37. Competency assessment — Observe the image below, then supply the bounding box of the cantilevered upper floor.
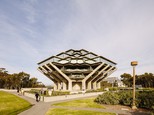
[38,49,117,91]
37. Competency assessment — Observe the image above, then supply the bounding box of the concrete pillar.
[88,81,92,90]
[93,82,97,90]
[58,82,61,90]
[97,82,101,89]
[84,63,104,82]
[54,83,57,90]
[97,67,117,83]
[62,82,67,90]
[68,81,72,91]
[90,64,109,83]
[82,80,86,91]
[50,63,70,81]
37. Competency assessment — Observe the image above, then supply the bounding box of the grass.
[53,97,105,109]
[46,108,115,115]
[47,97,116,114]
[0,91,32,115]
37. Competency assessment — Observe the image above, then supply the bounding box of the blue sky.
[0,0,154,85]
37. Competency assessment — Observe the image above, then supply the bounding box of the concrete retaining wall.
[0,89,104,103]
[24,92,104,102]
[44,92,103,102]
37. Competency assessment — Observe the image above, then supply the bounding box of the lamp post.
[131,61,138,110]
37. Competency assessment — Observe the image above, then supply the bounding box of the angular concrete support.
[45,64,67,83]
[58,82,61,90]
[83,63,104,90]
[52,71,67,83]
[91,64,109,82]
[62,82,67,90]
[54,83,58,90]
[43,66,61,82]
[88,63,107,90]
[97,67,116,83]
[97,82,101,89]
[93,82,97,90]
[39,66,65,91]
[87,82,92,90]
[50,63,70,81]
[87,63,107,90]
[38,49,117,92]
[68,81,72,91]
[82,81,86,90]
[50,62,74,91]
[99,68,117,84]
[38,67,57,83]
[84,63,104,81]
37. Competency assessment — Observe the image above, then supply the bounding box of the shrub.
[118,91,133,106]
[95,90,154,110]
[25,89,40,94]
[86,89,105,93]
[94,92,119,105]
[137,91,154,110]
[52,91,70,96]
[109,87,118,91]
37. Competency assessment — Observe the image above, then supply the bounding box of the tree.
[101,81,112,88]
[120,73,133,87]
[0,68,9,88]
[0,68,42,89]
[113,80,118,87]
[17,72,30,88]
[29,77,38,87]
[121,72,154,88]
[136,73,154,88]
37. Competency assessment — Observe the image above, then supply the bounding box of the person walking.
[17,87,20,95]
[35,92,40,102]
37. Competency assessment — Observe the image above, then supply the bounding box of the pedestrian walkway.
[17,93,152,115]
[2,90,151,115]
[19,101,51,115]
[8,91,50,115]
[18,94,151,115]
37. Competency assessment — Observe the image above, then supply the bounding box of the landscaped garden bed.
[94,90,154,114]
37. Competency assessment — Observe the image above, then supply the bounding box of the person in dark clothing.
[35,92,40,102]
[17,87,20,95]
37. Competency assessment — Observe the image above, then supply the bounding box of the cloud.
[59,0,154,78]
[0,0,154,85]
[21,0,38,23]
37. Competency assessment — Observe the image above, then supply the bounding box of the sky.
[0,0,154,85]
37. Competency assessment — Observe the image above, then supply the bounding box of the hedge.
[94,90,154,110]
[52,91,70,96]
[94,92,119,105]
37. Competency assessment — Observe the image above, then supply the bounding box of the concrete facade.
[38,49,117,91]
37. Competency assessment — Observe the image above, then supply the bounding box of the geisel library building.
[38,49,117,92]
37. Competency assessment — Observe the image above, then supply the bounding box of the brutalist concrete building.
[38,49,117,91]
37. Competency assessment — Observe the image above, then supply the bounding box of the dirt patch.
[103,104,131,110]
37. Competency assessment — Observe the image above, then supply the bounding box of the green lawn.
[0,91,32,115]
[53,97,105,109]
[46,98,113,115]
[46,108,115,115]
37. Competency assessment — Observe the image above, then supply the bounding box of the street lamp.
[131,61,138,110]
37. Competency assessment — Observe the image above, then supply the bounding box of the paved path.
[17,94,151,115]
[10,91,51,115]
[19,102,51,115]
[2,90,151,115]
